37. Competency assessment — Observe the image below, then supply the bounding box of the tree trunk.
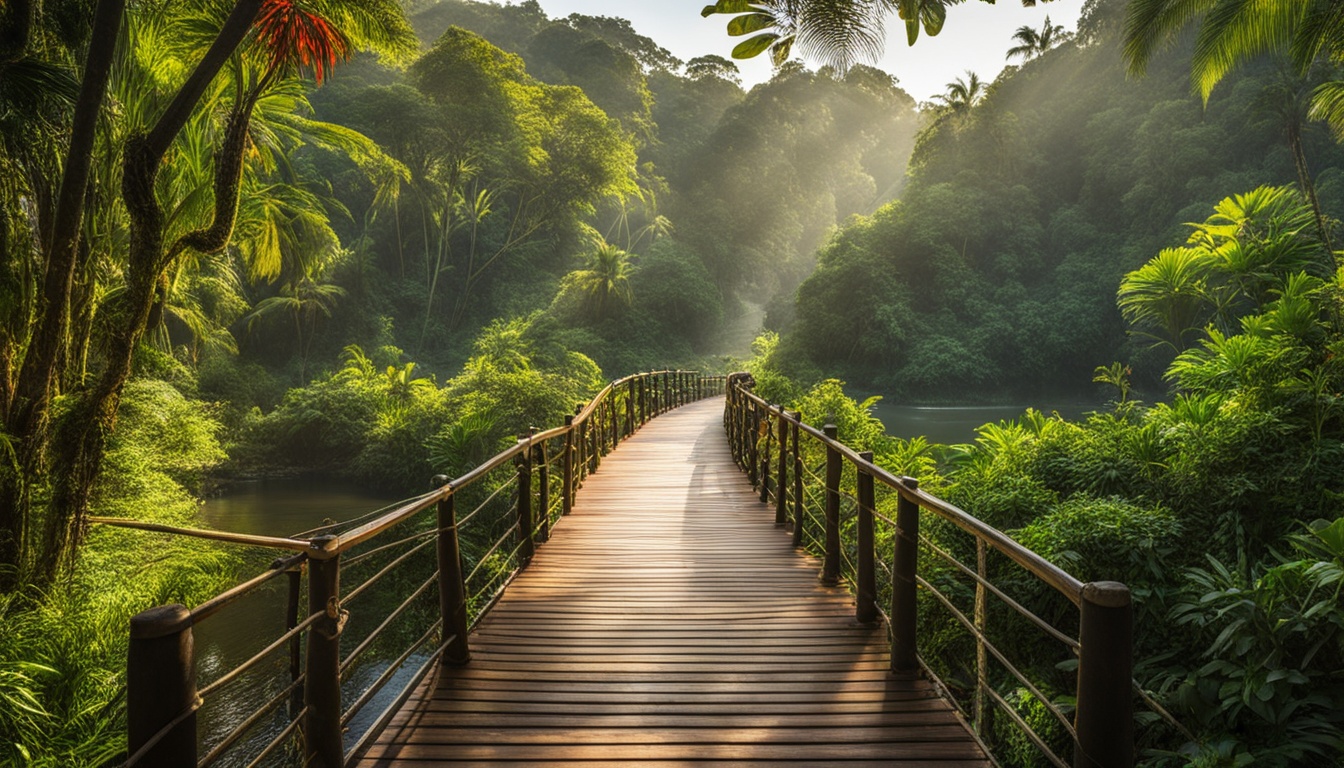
[1288,124,1332,253]
[28,0,264,584]
[0,0,125,586]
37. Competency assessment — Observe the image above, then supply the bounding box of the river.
[192,478,405,765]
[865,399,1099,444]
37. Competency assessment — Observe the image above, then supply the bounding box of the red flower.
[255,0,349,84]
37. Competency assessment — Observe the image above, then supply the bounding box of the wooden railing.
[99,370,724,768]
[724,372,1139,768]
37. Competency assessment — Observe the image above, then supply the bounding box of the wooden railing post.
[587,409,598,474]
[285,564,303,718]
[610,391,620,448]
[431,477,471,666]
[791,413,804,548]
[304,536,345,767]
[856,452,877,624]
[891,480,920,673]
[127,604,197,766]
[516,434,535,566]
[639,376,647,424]
[575,405,587,485]
[759,407,772,504]
[821,423,841,585]
[1075,582,1133,768]
[774,406,788,527]
[535,440,550,543]
[746,401,759,488]
[562,416,575,516]
[626,379,635,437]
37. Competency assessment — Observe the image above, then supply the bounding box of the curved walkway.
[358,397,988,766]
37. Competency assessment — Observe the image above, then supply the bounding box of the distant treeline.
[776,0,1344,402]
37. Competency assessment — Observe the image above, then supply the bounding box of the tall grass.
[1,378,239,766]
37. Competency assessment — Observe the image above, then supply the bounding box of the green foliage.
[1014,496,1182,587]
[1158,520,1344,765]
[787,20,1344,401]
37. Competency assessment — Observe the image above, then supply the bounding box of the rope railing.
[723,372,1138,768]
[100,369,725,768]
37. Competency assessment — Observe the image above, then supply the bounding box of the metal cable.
[243,707,305,768]
[198,674,305,767]
[343,537,436,605]
[463,523,521,586]
[916,574,1077,741]
[341,571,439,675]
[341,621,440,727]
[918,533,1080,651]
[197,611,323,699]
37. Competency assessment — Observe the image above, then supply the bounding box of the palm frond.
[1190,0,1305,101]
[1122,0,1218,77]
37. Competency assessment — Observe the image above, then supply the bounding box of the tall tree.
[0,0,415,584]
[1006,15,1066,61]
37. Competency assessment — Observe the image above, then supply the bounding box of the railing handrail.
[730,383,1086,604]
[108,368,727,768]
[723,372,1134,768]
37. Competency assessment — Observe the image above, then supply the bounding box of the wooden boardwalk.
[358,398,989,766]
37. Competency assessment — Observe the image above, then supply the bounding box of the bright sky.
[530,1,1085,103]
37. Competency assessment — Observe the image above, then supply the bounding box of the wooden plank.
[354,398,987,766]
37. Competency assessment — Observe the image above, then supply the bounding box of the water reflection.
[194,478,402,766]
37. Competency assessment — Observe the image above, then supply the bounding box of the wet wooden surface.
[357,397,988,766]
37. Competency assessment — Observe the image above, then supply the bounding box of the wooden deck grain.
[357,397,988,766]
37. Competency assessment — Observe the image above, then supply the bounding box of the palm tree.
[703,0,991,70]
[935,71,984,111]
[1005,16,1066,61]
[1117,247,1213,353]
[245,271,346,382]
[571,241,635,321]
[1122,0,1341,101]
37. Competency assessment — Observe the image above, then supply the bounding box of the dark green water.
[867,400,1100,445]
[193,478,404,765]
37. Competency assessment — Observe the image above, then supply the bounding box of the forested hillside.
[0,3,922,759]
[782,0,1344,400]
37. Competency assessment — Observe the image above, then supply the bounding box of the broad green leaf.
[702,0,756,17]
[922,3,946,37]
[727,13,774,36]
[732,33,778,59]
[905,15,920,46]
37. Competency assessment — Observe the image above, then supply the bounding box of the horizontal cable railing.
[98,369,725,768]
[724,372,1149,768]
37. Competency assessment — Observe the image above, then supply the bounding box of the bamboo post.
[516,434,535,566]
[856,451,877,624]
[1075,582,1134,768]
[562,416,575,516]
[432,477,471,666]
[304,536,344,767]
[821,424,841,586]
[127,604,196,766]
[774,406,788,527]
[791,414,804,548]
[891,480,920,672]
